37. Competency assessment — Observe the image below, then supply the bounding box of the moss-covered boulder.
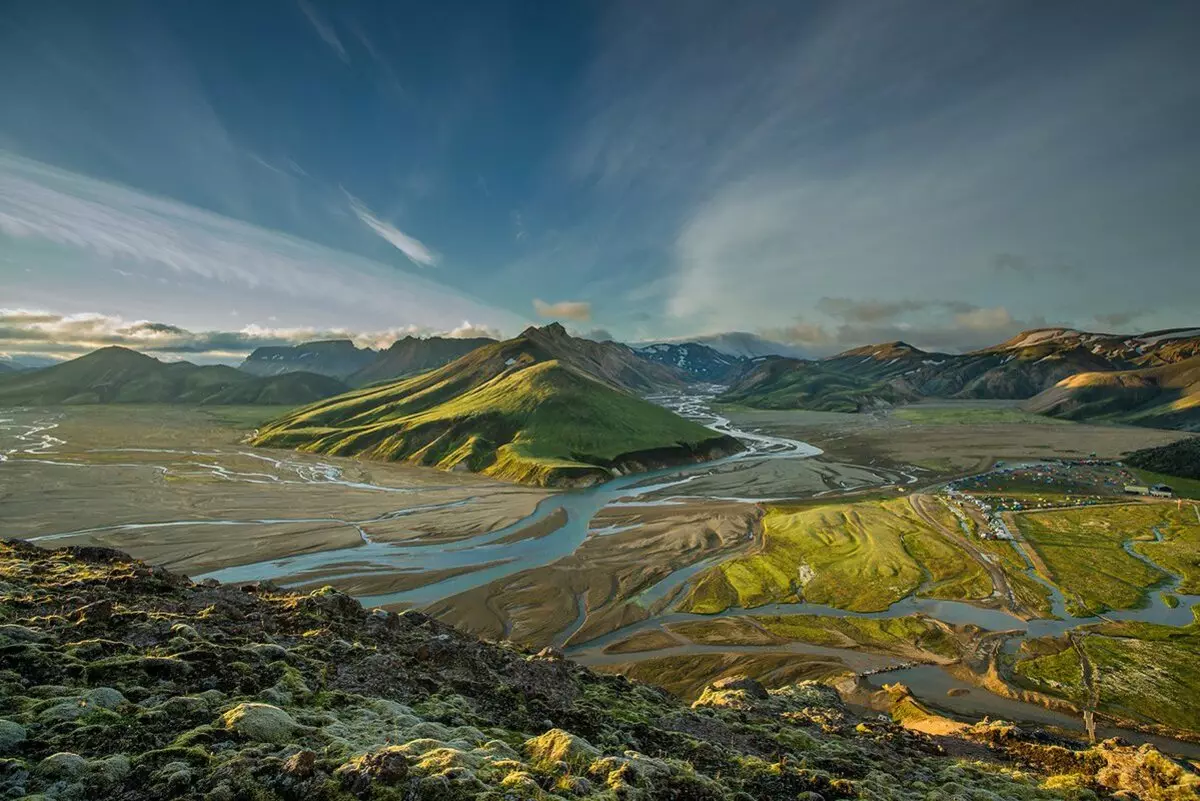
[523,728,600,770]
[217,703,303,744]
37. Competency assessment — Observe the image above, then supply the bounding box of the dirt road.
[908,492,1019,615]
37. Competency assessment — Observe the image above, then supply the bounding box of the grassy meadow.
[1014,608,1200,733]
[1015,503,1195,616]
[681,498,993,614]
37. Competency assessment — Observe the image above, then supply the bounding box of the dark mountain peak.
[305,339,362,352]
[521,322,570,341]
[77,345,158,365]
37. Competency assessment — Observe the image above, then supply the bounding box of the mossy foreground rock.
[0,540,1197,801]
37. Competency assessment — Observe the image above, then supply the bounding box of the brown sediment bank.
[424,500,760,647]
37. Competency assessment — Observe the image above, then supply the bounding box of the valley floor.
[4,398,1200,758]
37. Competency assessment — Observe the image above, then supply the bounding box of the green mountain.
[252,324,738,486]
[722,328,1200,424]
[3,540,1195,801]
[1026,355,1200,430]
[718,356,916,412]
[0,346,348,406]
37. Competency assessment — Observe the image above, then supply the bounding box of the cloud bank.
[0,309,502,361]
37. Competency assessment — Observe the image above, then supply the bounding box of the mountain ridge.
[0,346,349,406]
[252,324,737,486]
[722,326,1200,427]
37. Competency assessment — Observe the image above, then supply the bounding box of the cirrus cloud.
[346,193,439,267]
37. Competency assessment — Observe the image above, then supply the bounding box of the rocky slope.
[252,324,731,487]
[241,341,379,381]
[2,539,1197,801]
[0,347,349,406]
[348,337,496,387]
[632,343,744,383]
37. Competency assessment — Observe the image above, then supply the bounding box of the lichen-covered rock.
[217,702,302,744]
[1,539,1196,801]
[709,674,769,699]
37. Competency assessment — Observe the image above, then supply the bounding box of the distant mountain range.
[252,323,739,486]
[0,354,60,372]
[0,347,348,406]
[239,340,378,380]
[721,327,1200,429]
[347,336,496,386]
[636,332,806,360]
[239,336,497,386]
[5,324,1199,432]
[632,342,743,382]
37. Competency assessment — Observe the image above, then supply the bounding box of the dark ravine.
[2,539,1198,801]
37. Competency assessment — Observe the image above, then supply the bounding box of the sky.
[1,0,1198,362]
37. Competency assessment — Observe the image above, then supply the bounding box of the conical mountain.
[252,324,739,486]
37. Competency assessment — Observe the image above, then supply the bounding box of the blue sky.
[2,0,1198,360]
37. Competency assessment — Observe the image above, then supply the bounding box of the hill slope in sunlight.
[1027,355,1200,430]
[252,324,738,486]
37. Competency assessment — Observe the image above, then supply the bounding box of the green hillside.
[0,346,348,406]
[253,326,739,486]
[1026,355,1200,430]
[718,357,913,411]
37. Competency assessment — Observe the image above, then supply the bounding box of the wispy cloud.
[556,1,1200,340]
[346,193,439,267]
[533,298,591,322]
[297,0,349,63]
[0,154,511,332]
[0,309,503,360]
